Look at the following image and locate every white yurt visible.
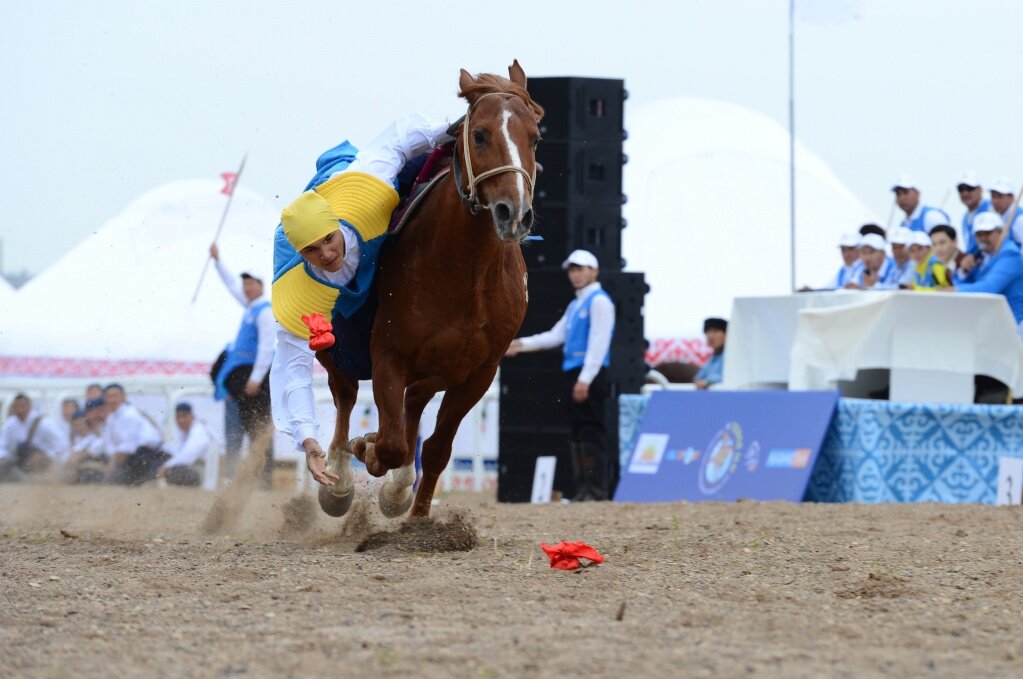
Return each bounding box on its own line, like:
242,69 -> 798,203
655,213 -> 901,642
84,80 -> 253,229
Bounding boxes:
0,180 -> 278,377
623,98 -> 879,339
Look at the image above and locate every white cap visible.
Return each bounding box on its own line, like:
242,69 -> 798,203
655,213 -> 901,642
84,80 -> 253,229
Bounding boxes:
891,175 -> 919,191
973,211 -> 1004,233
858,233 -> 887,251
990,177 -> 1015,195
909,231 -> 932,248
838,233 -> 860,248
562,249 -> 599,269
957,171 -> 981,189
889,227 -> 913,245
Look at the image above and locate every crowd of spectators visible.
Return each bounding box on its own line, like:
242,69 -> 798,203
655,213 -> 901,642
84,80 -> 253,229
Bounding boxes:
816,173 -> 1023,327
0,384 -> 214,487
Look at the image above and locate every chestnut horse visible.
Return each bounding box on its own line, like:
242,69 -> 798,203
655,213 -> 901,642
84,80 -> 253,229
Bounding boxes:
315,61 -> 543,519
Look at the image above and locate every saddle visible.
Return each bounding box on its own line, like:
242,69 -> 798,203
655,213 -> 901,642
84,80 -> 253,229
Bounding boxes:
388,143 -> 455,235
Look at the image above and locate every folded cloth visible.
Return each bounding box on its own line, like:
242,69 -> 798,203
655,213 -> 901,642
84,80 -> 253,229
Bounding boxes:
539,541 -> 605,570
302,313 -> 336,351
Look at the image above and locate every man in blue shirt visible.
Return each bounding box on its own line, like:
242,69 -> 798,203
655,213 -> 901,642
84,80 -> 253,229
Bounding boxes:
694,318 -> 727,390
506,250 -> 616,501
847,234 -> 900,289
953,212 -> 1023,326
990,177 -> 1023,247
957,171 -> 991,256
893,175 -> 950,234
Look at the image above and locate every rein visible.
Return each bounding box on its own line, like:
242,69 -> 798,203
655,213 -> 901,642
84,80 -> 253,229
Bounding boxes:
453,92 -> 536,214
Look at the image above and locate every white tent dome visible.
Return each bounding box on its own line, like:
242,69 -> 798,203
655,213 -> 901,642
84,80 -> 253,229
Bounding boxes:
622,98 -> 878,338
0,180 -> 278,374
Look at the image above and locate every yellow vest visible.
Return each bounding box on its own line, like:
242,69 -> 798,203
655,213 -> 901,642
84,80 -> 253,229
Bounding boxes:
271,172 -> 399,339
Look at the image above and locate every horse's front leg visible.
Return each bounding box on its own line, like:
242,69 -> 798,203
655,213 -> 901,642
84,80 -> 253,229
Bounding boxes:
361,352 -> 408,478
377,378 -> 441,517
315,351 -> 358,517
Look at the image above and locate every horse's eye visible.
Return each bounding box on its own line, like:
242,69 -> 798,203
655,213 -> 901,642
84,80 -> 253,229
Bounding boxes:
472,130 -> 486,145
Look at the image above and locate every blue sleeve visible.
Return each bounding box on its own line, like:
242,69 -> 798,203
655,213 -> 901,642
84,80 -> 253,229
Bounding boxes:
272,225 -> 303,282
957,253 -> 1020,294
304,141 -> 360,190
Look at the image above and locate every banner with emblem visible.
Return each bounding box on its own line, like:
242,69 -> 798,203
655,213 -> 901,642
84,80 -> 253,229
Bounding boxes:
615,390 -> 839,503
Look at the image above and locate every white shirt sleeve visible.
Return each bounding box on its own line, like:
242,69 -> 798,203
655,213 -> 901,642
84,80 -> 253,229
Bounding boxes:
214,259 -> 247,307
165,423 -> 212,468
249,305 -> 276,384
34,417 -> 67,459
578,295 -> 615,385
345,114 -> 453,187
270,323 -> 319,450
0,418 -> 14,460
517,313 -> 569,352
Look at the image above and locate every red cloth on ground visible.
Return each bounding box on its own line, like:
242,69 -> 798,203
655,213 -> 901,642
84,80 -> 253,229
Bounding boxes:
539,541 -> 605,570
301,313 -> 336,351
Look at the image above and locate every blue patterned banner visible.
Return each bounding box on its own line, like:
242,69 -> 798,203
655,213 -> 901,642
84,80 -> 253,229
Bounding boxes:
619,395 -> 1023,504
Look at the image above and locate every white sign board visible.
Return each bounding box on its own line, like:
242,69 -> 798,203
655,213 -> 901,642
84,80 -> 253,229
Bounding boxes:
530,456 -> 557,504
997,457 -> 1023,506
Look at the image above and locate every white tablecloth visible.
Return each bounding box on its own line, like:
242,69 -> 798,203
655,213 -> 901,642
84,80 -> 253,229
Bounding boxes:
724,291 -> 1023,398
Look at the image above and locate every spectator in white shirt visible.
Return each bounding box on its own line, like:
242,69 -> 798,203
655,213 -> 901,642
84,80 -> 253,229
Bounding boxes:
158,403 -> 213,487
0,394 -> 65,481
889,227 -> 916,288
101,384 -> 167,486
505,250 -> 616,502
66,398 -> 110,484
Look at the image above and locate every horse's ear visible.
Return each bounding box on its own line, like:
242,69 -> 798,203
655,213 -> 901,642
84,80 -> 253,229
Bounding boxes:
508,59 -> 526,89
458,68 -> 477,102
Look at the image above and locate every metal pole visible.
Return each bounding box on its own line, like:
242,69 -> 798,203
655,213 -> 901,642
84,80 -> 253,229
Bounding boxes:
191,153 -> 248,304
789,0 -> 797,292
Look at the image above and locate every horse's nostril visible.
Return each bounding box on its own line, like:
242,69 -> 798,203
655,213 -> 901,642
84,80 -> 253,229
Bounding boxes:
521,208 -> 534,230
494,202 -> 512,225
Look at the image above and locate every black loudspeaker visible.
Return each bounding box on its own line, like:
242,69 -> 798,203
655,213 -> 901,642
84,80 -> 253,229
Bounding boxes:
525,203 -> 626,270
529,77 -> 627,142
535,141 -> 626,205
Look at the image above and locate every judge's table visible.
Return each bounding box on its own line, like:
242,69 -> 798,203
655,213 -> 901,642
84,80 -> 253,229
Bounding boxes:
723,291 -> 1023,404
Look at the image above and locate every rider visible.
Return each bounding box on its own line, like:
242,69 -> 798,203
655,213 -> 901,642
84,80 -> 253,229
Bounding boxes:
269,115 -> 453,487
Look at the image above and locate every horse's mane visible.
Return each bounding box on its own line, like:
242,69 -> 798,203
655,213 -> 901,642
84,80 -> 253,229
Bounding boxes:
459,74 -> 545,121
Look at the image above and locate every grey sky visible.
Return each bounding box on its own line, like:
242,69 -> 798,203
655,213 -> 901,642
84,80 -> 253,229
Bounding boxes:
2,0 -> 1021,277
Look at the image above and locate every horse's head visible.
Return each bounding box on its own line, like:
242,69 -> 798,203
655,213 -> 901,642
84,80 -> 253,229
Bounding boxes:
454,60 -> 544,242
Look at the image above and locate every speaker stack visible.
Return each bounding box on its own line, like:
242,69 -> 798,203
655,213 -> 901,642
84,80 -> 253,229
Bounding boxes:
497,77 -> 649,503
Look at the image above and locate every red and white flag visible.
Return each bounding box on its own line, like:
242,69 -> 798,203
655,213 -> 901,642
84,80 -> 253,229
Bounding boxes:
220,171 -> 239,196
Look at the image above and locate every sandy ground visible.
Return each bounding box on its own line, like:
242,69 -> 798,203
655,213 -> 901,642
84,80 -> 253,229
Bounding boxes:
3,481 -> 1023,678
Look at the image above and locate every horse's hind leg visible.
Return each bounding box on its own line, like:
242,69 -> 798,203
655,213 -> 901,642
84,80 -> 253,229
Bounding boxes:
315,352 -> 358,517
378,378 -> 440,518
411,367 -> 496,518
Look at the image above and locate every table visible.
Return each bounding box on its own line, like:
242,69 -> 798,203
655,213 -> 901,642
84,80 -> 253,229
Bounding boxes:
724,291 -> 1023,403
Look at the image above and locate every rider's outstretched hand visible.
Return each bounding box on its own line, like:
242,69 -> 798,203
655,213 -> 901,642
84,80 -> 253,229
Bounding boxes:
303,438 -> 340,486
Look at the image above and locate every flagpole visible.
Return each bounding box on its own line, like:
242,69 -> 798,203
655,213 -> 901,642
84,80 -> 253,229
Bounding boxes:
191,153 -> 248,304
788,0 -> 797,292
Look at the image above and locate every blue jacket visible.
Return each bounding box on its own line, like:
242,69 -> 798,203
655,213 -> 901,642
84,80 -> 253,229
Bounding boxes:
214,300 -> 271,401
958,239 -> 1023,323
695,352 -> 724,385
563,289 -> 614,372
962,199 -> 992,254
902,205 -> 950,233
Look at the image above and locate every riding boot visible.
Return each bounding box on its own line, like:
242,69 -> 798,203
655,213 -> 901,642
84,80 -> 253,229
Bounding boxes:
580,442 -> 610,501
569,442 -> 590,502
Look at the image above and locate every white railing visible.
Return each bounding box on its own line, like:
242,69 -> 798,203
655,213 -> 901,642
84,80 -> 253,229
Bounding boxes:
0,375 -> 499,493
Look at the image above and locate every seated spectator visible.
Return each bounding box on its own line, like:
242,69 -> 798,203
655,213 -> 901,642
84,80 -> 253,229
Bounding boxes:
694,318 -> 727,390
158,403 -> 213,487
951,212 -> 1023,325
929,224 -> 965,279
55,397 -> 79,455
85,383 -> 103,402
909,231 -> 950,289
892,175 -> 950,233
889,227 -> 915,288
826,233 -> 863,289
0,394 -> 65,482
101,384 -> 167,486
859,223 -> 886,239
847,234 -> 899,289
989,177 -> 1023,246
63,399 -> 109,484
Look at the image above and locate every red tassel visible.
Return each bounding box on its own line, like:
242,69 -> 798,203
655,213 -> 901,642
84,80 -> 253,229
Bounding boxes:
539,541 -> 605,570
301,313 -> 335,351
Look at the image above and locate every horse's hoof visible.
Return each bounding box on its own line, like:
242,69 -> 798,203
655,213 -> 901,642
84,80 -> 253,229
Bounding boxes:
350,433 -> 378,464
318,484 -> 355,517
378,465 -> 416,518
317,447 -> 355,517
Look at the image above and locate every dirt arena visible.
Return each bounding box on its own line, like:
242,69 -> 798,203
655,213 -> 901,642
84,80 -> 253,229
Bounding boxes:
3,482 -> 1023,678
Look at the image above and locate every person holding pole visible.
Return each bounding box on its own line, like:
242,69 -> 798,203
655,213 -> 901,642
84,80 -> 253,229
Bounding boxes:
989,178 -> 1023,247
210,244 -> 275,487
